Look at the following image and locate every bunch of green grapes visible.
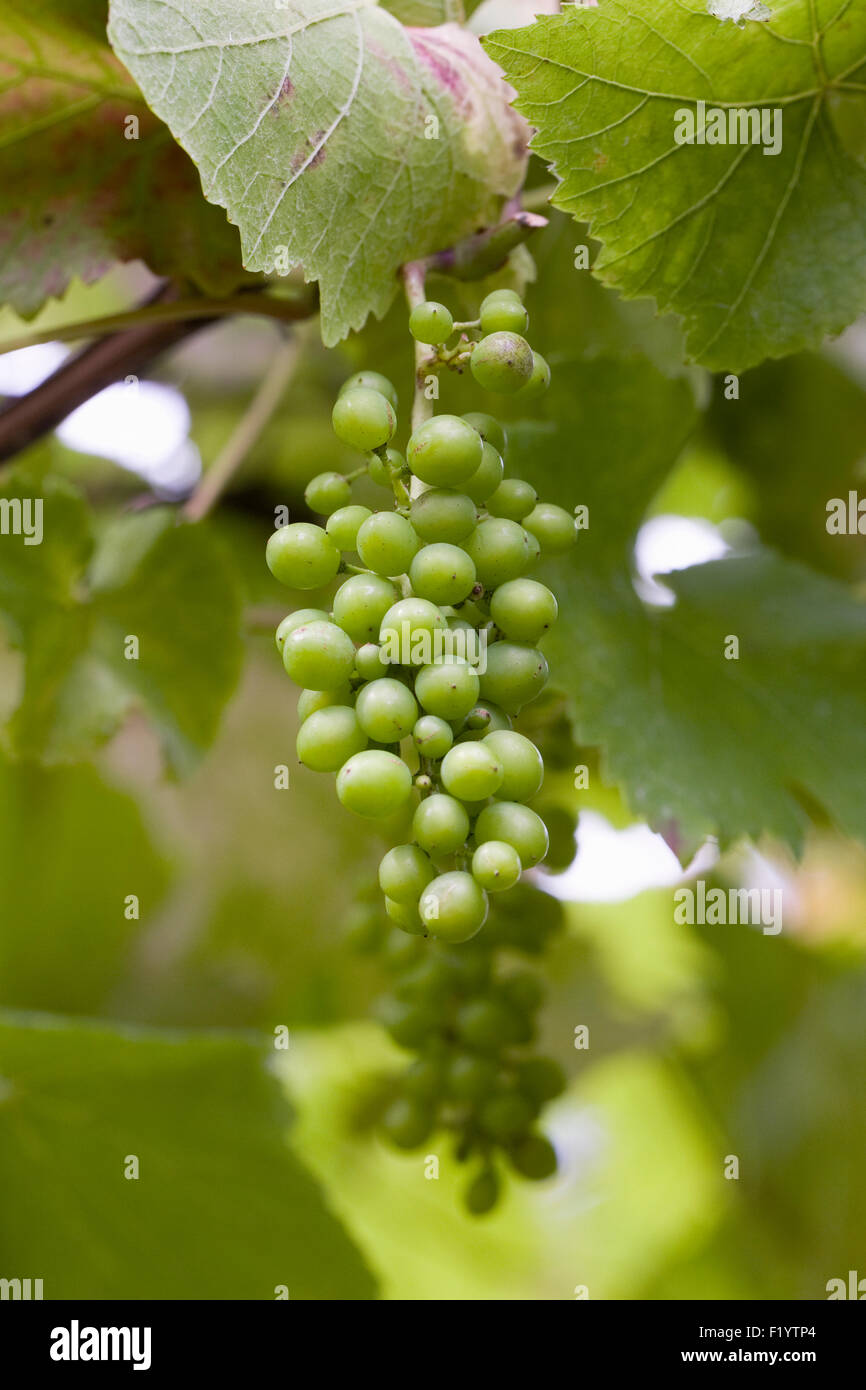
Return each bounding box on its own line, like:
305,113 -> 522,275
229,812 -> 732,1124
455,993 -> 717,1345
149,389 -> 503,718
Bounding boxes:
266,288 -> 575,944
347,880 -> 567,1213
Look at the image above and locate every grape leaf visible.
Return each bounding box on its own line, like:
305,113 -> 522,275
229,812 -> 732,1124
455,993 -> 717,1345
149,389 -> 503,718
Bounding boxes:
107,0 -> 528,345
0,1012 -> 377,1298
484,1 -> 866,371
0,477 -> 243,772
509,360 -> 866,854
0,0 -> 249,318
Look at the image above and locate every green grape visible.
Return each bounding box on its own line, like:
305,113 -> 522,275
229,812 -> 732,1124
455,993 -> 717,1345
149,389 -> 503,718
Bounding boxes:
266,523 -> 340,590
409,300 -> 454,345
456,997 -> 520,1051
355,642 -> 388,681
382,1097 -> 434,1149
440,741 -> 503,800
515,1057 -> 566,1104
282,620 -> 356,689
486,478 -> 537,521
471,840 -> 522,892
462,441 -> 505,504
356,511 -> 420,576
475,801 -> 549,867
402,1056 -> 446,1102
534,802 -> 577,873
482,729 -> 544,802
447,1053 -> 498,1102
464,1166 -> 500,1216
407,415 -> 483,487
489,578 -> 557,643
464,517 -> 530,588
478,641 -> 548,713
480,298 -> 528,336
524,530 -> 542,567
413,714 -> 453,759
412,793 -> 470,856
304,470 -> 351,516
296,705 -> 367,772
523,502 -> 576,554
378,996 -> 439,1048
419,871 -> 488,943
332,573 -> 399,643
325,504 -> 372,551
470,332 -> 533,394
343,900 -> 386,953
385,896 -> 425,934
339,370 -> 398,412
332,386 -> 396,451
479,289 -> 522,311
379,597 -> 447,664
479,1091 -> 534,1139
409,543 -> 476,606
368,445 -> 405,488
518,352 -> 551,400
336,749 -> 413,818
509,1133 -> 557,1180
458,702 -> 512,740
410,489 -> 477,544
296,684 -> 352,721
355,677 -> 418,742
414,658 -> 480,722
498,970 -> 545,1014
462,411 -> 507,458
382,929 -> 426,971
396,956 -> 458,1005
275,608 -> 329,652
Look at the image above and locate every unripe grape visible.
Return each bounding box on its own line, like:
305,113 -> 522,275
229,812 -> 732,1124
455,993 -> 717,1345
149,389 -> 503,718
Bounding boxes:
478,641 -> 548,712
464,517 -> 530,588
462,411 -> 507,458
486,478 -> 537,521
266,523 -> 340,590
465,1166 -> 500,1216
441,742 -> 503,801
479,1091 -> 534,1139
379,844 -> 436,903
413,714 -> 453,759
385,896 -> 425,933
382,1097 -> 434,1148
482,729 -> 544,802
296,684 -> 352,721
479,289 -> 522,311
509,1133 -> 557,1180
480,298 -> 528,336
462,441 -> 504,504
326,504 -> 372,551
407,415 -> 482,487
489,578 -> 557,643
402,1056 -> 447,1102
412,793 -> 470,856
283,620 -> 356,689
419,871 -> 488,943
470,332 -> 533,394
379,597 -> 447,663
498,970 -> 545,1014
456,997 -> 520,1051
336,749 -> 413,817
296,705 -> 367,772
304,471 -> 351,516
343,900 -> 386,954
515,1057 -> 566,1104
523,502 -> 576,554
458,702 -> 512,739
410,489 -> 477,544
332,573 -> 399,643
275,608 -> 329,651
355,642 -> 388,681
339,370 -> 398,412
447,1053 -> 498,1102
356,511 -> 420,576
471,839 -> 522,892
409,300 -> 454,345
368,445 -> 405,488
414,658 -> 480,722
355,677 -> 418,742
518,352 -> 551,400
409,543 -> 476,606
332,386 -> 396,451
534,801 -> 578,872
475,801 -> 549,867
525,529 -> 542,567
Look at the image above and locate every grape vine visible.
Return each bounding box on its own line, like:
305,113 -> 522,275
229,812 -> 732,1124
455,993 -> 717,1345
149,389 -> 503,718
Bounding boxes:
266,280 -> 577,1212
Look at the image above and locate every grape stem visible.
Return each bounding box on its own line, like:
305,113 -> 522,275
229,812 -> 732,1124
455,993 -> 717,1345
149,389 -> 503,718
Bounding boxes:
183,334 -> 301,522
401,262 -> 436,501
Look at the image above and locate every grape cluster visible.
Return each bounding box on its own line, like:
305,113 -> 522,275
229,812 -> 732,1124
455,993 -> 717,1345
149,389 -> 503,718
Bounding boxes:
266,288 -> 575,947
347,881 -> 567,1213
